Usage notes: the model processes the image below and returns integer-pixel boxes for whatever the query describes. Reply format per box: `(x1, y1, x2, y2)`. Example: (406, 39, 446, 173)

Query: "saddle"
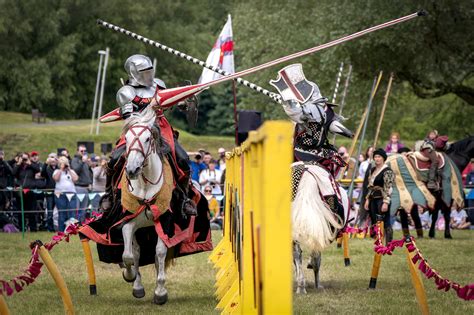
(407, 151, 445, 185)
(409, 151, 445, 171)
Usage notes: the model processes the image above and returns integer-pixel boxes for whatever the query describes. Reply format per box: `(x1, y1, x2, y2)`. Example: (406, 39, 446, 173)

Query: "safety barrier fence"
(209, 121, 293, 314)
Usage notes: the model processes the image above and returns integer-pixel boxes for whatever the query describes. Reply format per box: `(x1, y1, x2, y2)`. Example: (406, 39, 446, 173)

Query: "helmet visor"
(137, 67, 155, 87)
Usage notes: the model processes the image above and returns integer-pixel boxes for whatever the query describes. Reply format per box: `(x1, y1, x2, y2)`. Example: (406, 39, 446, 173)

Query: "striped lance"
(96, 19, 282, 104)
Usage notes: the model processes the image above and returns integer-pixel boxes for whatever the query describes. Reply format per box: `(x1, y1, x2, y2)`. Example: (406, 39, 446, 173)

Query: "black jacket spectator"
(41, 164, 58, 189)
(0, 158, 13, 189)
(13, 162, 40, 188)
(71, 154, 92, 187)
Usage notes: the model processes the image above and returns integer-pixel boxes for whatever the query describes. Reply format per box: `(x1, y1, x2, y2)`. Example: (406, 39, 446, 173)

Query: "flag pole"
(232, 81, 238, 145)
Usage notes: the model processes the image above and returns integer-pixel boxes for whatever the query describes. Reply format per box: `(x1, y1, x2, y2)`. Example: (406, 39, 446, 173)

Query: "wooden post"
(0, 294, 10, 315)
(34, 241, 75, 315)
(81, 239, 97, 295)
(342, 232, 351, 266)
(405, 237, 430, 315)
(373, 73, 394, 148)
(368, 215, 384, 289)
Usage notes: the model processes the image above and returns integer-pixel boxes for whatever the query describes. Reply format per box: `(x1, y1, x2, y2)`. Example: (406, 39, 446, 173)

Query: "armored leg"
(101, 145, 126, 211)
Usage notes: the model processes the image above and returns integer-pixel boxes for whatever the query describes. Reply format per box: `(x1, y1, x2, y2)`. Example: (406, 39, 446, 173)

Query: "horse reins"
(125, 124, 164, 186)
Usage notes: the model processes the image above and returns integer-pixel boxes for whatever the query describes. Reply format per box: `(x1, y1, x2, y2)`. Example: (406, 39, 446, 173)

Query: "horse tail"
(292, 167, 343, 252)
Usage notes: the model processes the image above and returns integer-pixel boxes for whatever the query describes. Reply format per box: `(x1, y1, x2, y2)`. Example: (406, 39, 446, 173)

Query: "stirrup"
(183, 199, 197, 216)
(427, 180, 439, 191)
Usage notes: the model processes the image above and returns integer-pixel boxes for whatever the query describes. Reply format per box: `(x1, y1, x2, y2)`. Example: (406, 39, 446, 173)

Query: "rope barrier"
(372, 225, 474, 301)
(0, 212, 102, 297)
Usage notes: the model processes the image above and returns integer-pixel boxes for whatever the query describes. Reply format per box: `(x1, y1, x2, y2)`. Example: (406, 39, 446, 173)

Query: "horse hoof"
(316, 284, 324, 290)
(445, 234, 453, 239)
(153, 293, 168, 305)
(133, 288, 145, 299)
(296, 288, 307, 294)
(122, 269, 137, 283)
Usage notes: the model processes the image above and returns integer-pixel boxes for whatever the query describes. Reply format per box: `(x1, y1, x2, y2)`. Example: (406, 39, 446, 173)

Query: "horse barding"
(79, 106, 212, 304)
(386, 151, 464, 239)
(269, 64, 354, 294)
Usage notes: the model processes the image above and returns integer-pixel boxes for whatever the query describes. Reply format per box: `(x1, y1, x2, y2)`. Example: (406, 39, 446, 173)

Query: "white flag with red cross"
(199, 15, 235, 84)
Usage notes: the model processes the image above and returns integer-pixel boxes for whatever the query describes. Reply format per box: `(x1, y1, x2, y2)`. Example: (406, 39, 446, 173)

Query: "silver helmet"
(124, 54, 155, 87)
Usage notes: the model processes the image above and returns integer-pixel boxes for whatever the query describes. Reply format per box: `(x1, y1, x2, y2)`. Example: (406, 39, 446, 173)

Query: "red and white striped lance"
(151, 11, 426, 108)
(100, 10, 426, 121)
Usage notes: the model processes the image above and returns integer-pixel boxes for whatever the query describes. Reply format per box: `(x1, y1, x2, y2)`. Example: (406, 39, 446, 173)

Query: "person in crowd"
(30, 151, 46, 229)
(199, 159, 222, 195)
(53, 156, 78, 232)
(41, 153, 59, 231)
(12, 152, 40, 232)
(91, 156, 107, 211)
(202, 152, 213, 168)
(216, 148, 226, 171)
(461, 158, 474, 186)
(203, 185, 222, 229)
(71, 145, 92, 222)
(450, 208, 471, 230)
(363, 148, 395, 244)
(189, 153, 206, 186)
(358, 146, 374, 180)
(0, 150, 13, 211)
(59, 149, 71, 162)
(336, 146, 356, 181)
(385, 132, 404, 155)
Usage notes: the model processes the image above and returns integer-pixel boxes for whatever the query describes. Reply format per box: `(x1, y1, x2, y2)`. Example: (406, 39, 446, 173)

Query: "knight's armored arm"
(116, 86, 139, 119)
(281, 99, 304, 124)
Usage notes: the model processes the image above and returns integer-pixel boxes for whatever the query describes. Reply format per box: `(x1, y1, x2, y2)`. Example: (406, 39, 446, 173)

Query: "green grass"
(0, 230, 472, 314)
(0, 111, 235, 157)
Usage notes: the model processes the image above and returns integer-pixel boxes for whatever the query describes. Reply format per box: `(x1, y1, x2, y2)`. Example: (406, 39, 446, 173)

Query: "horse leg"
(293, 241, 307, 294)
(122, 220, 137, 282)
(409, 208, 423, 238)
(132, 236, 145, 298)
(399, 209, 410, 237)
(153, 236, 168, 305)
(310, 251, 323, 289)
(429, 209, 438, 239)
(443, 206, 452, 239)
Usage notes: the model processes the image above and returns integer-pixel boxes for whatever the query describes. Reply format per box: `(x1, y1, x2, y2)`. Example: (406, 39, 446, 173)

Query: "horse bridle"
(125, 124, 163, 186)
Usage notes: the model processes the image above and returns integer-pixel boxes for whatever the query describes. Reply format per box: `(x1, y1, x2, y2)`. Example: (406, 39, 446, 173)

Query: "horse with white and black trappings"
(271, 64, 354, 293)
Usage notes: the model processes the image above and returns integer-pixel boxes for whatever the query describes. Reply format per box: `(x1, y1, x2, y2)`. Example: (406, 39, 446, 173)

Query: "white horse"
(121, 106, 173, 305)
(292, 163, 350, 294)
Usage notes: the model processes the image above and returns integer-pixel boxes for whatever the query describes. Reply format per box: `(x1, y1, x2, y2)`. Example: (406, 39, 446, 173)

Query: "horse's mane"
(122, 106, 156, 133)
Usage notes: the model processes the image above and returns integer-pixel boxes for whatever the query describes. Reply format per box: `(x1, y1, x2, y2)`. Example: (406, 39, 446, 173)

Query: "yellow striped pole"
(0, 294, 10, 315)
(342, 232, 351, 266)
(405, 237, 430, 315)
(368, 216, 384, 289)
(34, 241, 75, 315)
(80, 239, 97, 295)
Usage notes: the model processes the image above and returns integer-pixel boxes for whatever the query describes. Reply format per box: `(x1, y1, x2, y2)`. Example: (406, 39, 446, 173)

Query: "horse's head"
(123, 109, 160, 179)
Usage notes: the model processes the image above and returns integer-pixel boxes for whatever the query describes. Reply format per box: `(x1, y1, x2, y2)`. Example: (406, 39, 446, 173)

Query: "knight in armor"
(419, 129, 449, 191)
(103, 54, 196, 216)
(277, 76, 353, 224)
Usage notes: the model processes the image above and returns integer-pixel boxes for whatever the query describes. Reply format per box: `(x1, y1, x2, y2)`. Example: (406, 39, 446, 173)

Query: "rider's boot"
(100, 145, 126, 212)
(427, 150, 439, 191)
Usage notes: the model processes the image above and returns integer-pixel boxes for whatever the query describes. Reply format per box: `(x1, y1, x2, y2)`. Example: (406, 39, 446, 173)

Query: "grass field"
(0, 230, 472, 314)
(0, 111, 235, 157)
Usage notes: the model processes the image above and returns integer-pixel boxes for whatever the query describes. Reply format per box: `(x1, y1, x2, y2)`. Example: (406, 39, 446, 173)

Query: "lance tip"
(417, 9, 428, 17)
